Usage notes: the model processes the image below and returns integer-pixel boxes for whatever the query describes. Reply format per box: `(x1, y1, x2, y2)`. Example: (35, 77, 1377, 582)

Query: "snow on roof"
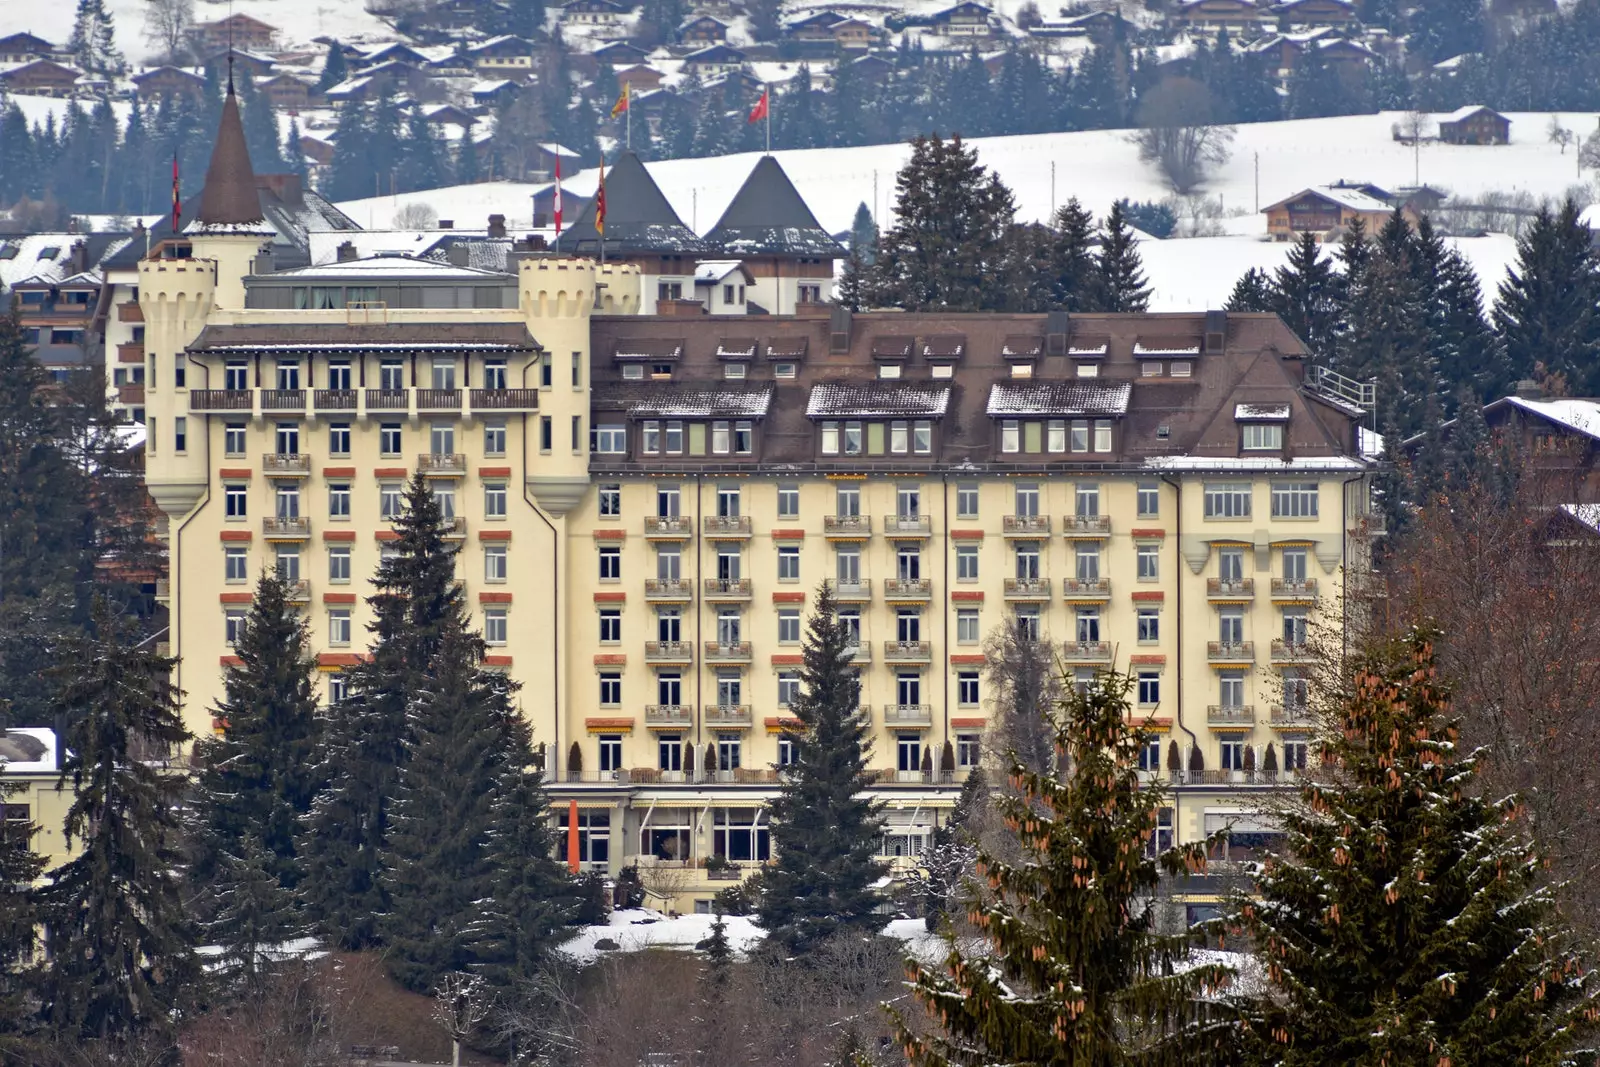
(1068, 341, 1109, 356)
(1441, 104, 1501, 122)
(1143, 455, 1369, 471)
(807, 382, 950, 418)
(1133, 340, 1201, 355)
(987, 381, 1132, 417)
(266, 254, 511, 279)
(1561, 504, 1600, 534)
(611, 385, 774, 418)
(1236, 402, 1291, 420)
(694, 259, 745, 282)
(1358, 426, 1384, 459)
(1498, 396, 1600, 442)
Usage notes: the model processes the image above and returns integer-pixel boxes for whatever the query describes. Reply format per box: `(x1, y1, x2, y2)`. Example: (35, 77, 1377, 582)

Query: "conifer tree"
(283, 117, 308, 182)
(1270, 231, 1339, 357)
(757, 585, 886, 956)
(1225, 267, 1274, 312)
(848, 201, 878, 265)
(299, 474, 459, 950)
(66, 0, 125, 76)
(1494, 199, 1600, 393)
(837, 249, 868, 311)
(1048, 198, 1097, 310)
(0, 706, 46, 1056)
(702, 908, 734, 992)
(189, 571, 320, 897)
(36, 602, 198, 1043)
(316, 40, 348, 93)
(923, 765, 984, 931)
(205, 834, 305, 993)
(1232, 629, 1600, 1066)
(1092, 199, 1151, 312)
(894, 669, 1236, 1066)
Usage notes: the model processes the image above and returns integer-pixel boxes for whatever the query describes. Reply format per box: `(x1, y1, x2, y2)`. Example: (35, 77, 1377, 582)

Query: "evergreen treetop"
(1092, 199, 1151, 312)
(1494, 199, 1600, 394)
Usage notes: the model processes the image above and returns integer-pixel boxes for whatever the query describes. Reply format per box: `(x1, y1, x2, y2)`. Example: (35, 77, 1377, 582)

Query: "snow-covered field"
(557, 908, 948, 965)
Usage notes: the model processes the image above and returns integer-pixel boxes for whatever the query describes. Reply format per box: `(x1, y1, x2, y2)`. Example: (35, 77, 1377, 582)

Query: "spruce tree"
(205, 834, 305, 993)
(756, 584, 886, 956)
(1225, 267, 1274, 312)
(1092, 199, 1151, 312)
(702, 908, 734, 991)
(316, 41, 348, 92)
(848, 201, 878, 265)
(1048, 198, 1097, 310)
(923, 765, 984, 932)
(36, 602, 198, 1043)
(1270, 231, 1339, 357)
(837, 249, 868, 311)
(893, 669, 1236, 1065)
(0, 706, 46, 1056)
(1232, 629, 1600, 1066)
(189, 571, 320, 897)
(1494, 199, 1600, 393)
(299, 473, 459, 950)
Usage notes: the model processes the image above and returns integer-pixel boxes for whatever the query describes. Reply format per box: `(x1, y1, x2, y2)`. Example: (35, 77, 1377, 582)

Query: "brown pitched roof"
(195, 82, 267, 229)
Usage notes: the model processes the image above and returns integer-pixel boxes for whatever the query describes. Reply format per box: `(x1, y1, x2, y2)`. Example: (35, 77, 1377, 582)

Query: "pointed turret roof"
(562, 151, 706, 257)
(703, 155, 844, 259)
(192, 75, 269, 232)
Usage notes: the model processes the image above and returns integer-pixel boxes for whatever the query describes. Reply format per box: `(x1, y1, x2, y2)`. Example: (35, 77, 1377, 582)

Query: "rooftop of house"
(702, 155, 845, 259)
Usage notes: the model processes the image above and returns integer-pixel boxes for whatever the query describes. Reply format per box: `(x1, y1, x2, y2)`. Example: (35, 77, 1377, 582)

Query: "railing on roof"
(1306, 365, 1376, 411)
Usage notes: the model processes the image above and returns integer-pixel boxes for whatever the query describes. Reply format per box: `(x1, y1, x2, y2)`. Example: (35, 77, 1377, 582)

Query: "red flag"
(553, 152, 563, 240)
(748, 89, 768, 124)
(595, 155, 606, 237)
(171, 154, 181, 232)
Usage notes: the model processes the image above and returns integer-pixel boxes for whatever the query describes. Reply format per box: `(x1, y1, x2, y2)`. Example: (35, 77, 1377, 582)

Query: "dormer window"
(1242, 424, 1283, 451)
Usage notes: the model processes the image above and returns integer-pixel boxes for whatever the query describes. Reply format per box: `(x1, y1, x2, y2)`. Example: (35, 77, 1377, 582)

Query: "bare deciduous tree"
(142, 0, 194, 64)
(393, 201, 439, 229)
(433, 972, 493, 1067)
(1548, 115, 1576, 154)
(1132, 78, 1235, 194)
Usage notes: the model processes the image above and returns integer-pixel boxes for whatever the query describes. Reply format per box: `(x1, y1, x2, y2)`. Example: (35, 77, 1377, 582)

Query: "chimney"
(438, 219, 454, 229)
(658, 298, 706, 317)
(336, 240, 358, 262)
(252, 248, 274, 275)
(487, 213, 507, 238)
(1514, 379, 1544, 401)
(446, 243, 470, 267)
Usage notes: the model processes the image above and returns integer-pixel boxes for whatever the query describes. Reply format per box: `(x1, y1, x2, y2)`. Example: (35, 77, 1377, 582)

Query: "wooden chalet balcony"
(417, 453, 467, 476)
(1063, 577, 1112, 600)
(417, 388, 461, 411)
(1271, 639, 1316, 664)
(1003, 515, 1051, 536)
(826, 578, 872, 601)
(883, 577, 932, 600)
(116, 301, 143, 323)
(643, 515, 693, 538)
(644, 705, 692, 728)
(262, 516, 311, 539)
(190, 389, 252, 412)
(882, 704, 933, 727)
(1062, 640, 1112, 663)
(116, 341, 144, 363)
(1270, 578, 1319, 601)
(882, 640, 932, 664)
(645, 640, 694, 663)
(262, 453, 311, 476)
(1271, 704, 1315, 726)
(703, 515, 752, 537)
(261, 389, 305, 411)
(365, 389, 408, 410)
(703, 578, 752, 600)
(883, 514, 931, 536)
(644, 578, 695, 601)
(470, 388, 539, 411)
(1207, 704, 1256, 726)
(117, 384, 145, 404)
(1003, 577, 1052, 600)
(704, 704, 753, 727)
(1062, 515, 1111, 537)
(314, 389, 356, 411)
(1207, 641, 1255, 662)
(823, 515, 871, 536)
(1207, 578, 1255, 599)
(703, 641, 752, 663)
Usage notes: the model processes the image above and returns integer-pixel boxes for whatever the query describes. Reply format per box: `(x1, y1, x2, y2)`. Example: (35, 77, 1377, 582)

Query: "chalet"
(1318, 37, 1377, 70)
(1393, 185, 1448, 212)
(705, 68, 766, 95)
(615, 64, 665, 92)
(469, 35, 542, 76)
(533, 143, 583, 176)
(681, 44, 746, 74)
(1407, 384, 1600, 504)
(0, 59, 81, 97)
(187, 13, 278, 53)
(1028, 10, 1129, 39)
(422, 103, 478, 129)
(472, 79, 522, 106)
(202, 48, 275, 79)
(592, 40, 651, 65)
(1249, 31, 1374, 77)
(0, 32, 57, 65)
(850, 53, 896, 82)
(1262, 185, 1410, 241)
(788, 11, 848, 39)
(258, 73, 320, 111)
(693, 260, 756, 314)
(1437, 105, 1510, 145)
(325, 61, 443, 105)
(131, 65, 206, 99)
(298, 134, 336, 167)
(928, 1, 996, 35)
(1270, 0, 1356, 25)
(350, 42, 431, 68)
(690, 0, 740, 18)
(562, 0, 631, 26)
(680, 15, 730, 42)
(1174, 0, 1270, 30)
(826, 18, 874, 48)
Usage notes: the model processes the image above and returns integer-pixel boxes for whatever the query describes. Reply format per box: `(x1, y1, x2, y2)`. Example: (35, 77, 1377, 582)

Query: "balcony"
(645, 640, 694, 663)
(1270, 578, 1319, 601)
(1207, 641, 1255, 663)
(704, 704, 753, 728)
(117, 384, 145, 405)
(882, 640, 932, 664)
(440, 517, 467, 540)
(261, 389, 305, 412)
(1063, 577, 1112, 600)
(703, 578, 752, 601)
(1207, 577, 1255, 599)
(847, 642, 872, 666)
(116, 301, 143, 323)
(883, 514, 931, 537)
(883, 577, 932, 601)
(1062, 640, 1112, 663)
(418, 388, 461, 411)
(645, 705, 693, 728)
(365, 389, 408, 410)
(1207, 704, 1256, 726)
(1062, 515, 1111, 537)
(1002, 515, 1051, 536)
(882, 704, 933, 727)
(823, 515, 871, 537)
(262, 453, 311, 477)
(470, 388, 539, 411)
(1003, 577, 1052, 600)
(826, 578, 872, 602)
(314, 389, 356, 411)
(262, 516, 311, 539)
(1271, 704, 1315, 727)
(284, 579, 311, 603)
(417, 453, 467, 477)
(154, 579, 170, 601)
(1270, 639, 1316, 664)
(116, 341, 144, 363)
(190, 389, 252, 412)
(703, 641, 752, 663)
(703, 515, 752, 537)
(643, 515, 693, 538)
(644, 578, 695, 601)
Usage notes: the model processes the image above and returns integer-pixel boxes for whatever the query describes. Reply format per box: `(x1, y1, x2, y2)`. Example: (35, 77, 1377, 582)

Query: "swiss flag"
(747, 89, 768, 124)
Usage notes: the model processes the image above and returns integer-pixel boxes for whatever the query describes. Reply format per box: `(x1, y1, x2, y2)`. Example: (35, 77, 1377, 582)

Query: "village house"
(1269, 0, 1357, 26)
(1437, 105, 1510, 145)
(258, 73, 321, 111)
(1262, 185, 1411, 241)
(187, 13, 278, 53)
(349, 41, 432, 69)
(927, 1, 997, 35)
(681, 43, 747, 75)
(615, 64, 666, 92)
(592, 40, 652, 65)
(469, 35, 543, 78)
(1028, 10, 1129, 40)
(1174, 0, 1272, 31)
(562, 0, 633, 27)
(131, 65, 206, 100)
(0, 32, 57, 65)
(0, 59, 82, 97)
(679, 15, 731, 43)
(472, 79, 523, 107)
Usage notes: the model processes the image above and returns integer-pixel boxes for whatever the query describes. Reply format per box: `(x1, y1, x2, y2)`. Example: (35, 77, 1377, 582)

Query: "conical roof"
(562, 151, 706, 256)
(193, 77, 268, 231)
(703, 155, 844, 258)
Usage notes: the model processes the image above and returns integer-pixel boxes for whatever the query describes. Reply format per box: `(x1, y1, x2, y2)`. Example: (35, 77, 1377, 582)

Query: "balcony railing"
(645, 640, 694, 662)
(883, 704, 933, 726)
(703, 578, 752, 599)
(644, 705, 693, 727)
(190, 389, 252, 411)
(1207, 577, 1254, 598)
(1271, 704, 1315, 726)
(284, 579, 311, 602)
(1271, 639, 1316, 663)
(847, 642, 872, 665)
(1003, 577, 1052, 598)
(314, 389, 356, 411)
(827, 578, 872, 600)
(262, 516, 311, 538)
(117, 384, 145, 404)
(440, 517, 467, 539)
(823, 515, 871, 535)
(882, 640, 932, 663)
(154, 579, 170, 600)
(417, 388, 461, 410)
(703, 515, 752, 536)
(262, 453, 311, 476)
(261, 389, 305, 411)
(1062, 514, 1111, 535)
(115, 341, 144, 363)
(883, 577, 932, 599)
(644, 578, 695, 599)
(116, 301, 143, 323)
(1003, 514, 1052, 535)
(1063, 577, 1112, 598)
(365, 389, 408, 410)
(643, 515, 693, 537)
(1207, 704, 1256, 726)
(883, 514, 931, 535)
(1207, 641, 1255, 662)
(1271, 578, 1319, 600)
(703, 641, 752, 662)
(417, 453, 467, 475)
(703, 704, 753, 727)
(1062, 640, 1111, 662)
(470, 388, 539, 410)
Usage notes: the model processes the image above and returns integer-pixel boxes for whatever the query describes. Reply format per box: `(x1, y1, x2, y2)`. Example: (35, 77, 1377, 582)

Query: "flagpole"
(627, 97, 632, 150)
(766, 87, 771, 154)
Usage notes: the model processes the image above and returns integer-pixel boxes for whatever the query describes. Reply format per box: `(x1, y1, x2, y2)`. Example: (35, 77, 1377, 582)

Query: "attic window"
(1076, 364, 1099, 378)
(1171, 362, 1192, 378)
(716, 338, 757, 361)
(774, 362, 797, 379)
(1011, 363, 1034, 379)
(1068, 341, 1109, 359)
(870, 336, 914, 362)
(765, 337, 808, 361)
(931, 364, 954, 379)
(724, 363, 747, 380)
(1242, 424, 1284, 451)
(622, 365, 645, 380)
(38, 246, 60, 260)
(1001, 336, 1043, 361)
(922, 335, 966, 362)
(879, 364, 902, 379)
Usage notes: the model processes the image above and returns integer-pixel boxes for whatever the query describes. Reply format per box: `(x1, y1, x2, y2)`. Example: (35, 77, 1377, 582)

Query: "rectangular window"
(1047, 420, 1066, 453)
(484, 422, 507, 456)
(379, 423, 402, 456)
(1242, 423, 1284, 451)
(1014, 607, 1040, 641)
(1220, 740, 1246, 772)
(275, 423, 299, 455)
(590, 424, 626, 455)
(890, 421, 909, 454)
(641, 421, 660, 454)
(1015, 542, 1040, 580)
(956, 483, 979, 518)
(1137, 544, 1159, 581)
(820, 421, 839, 455)
(378, 482, 402, 520)
(777, 672, 800, 706)
(276, 361, 300, 391)
(1171, 361, 1192, 377)
(1024, 421, 1042, 453)
(913, 421, 932, 453)
(777, 545, 800, 581)
(1075, 544, 1099, 580)
(956, 544, 979, 581)
(328, 483, 350, 519)
(777, 608, 801, 643)
(1283, 740, 1308, 771)
(224, 423, 246, 455)
(1014, 483, 1040, 517)
(225, 483, 248, 518)
(843, 421, 863, 455)
(1071, 420, 1089, 452)
(1204, 483, 1252, 519)
(1137, 672, 1160, 706)
(174, 416, 187, 452)
(1137, 481, 1160, 518)
(1093, 419, 1113, 453)
(1139, 740, 1162, 772)
(597, 546, 620, 581)
(483, 361, 508, 390)
(775, 362, 797, 379)
(957, 608, 980, 644)
(173, 353, 186, 388)
(572, 416, 583, 452)
(1219, 607, 1245, 646)
(1001, 420, 1020, 453)
(539, 352, 552, 389)
(275, 546, 300, 581)
(1282, 547, 1308, 583)
(328, 546, 350, 583)
(777, 483, 799, 518)
(224, 362, 249, 390)
(378, 360, 403, 391)
(485, 483, 507, 518)
(665, 421, 684, 454)
(539, 417, 552, 452)
(734, 421, 753, 454)
(598, 484, 621, 516)
(957, 733, 981, 768)
(1075, 484, 1100, 517)
(712, 421, 731, 455)
(896, 485, 921, 519)
(717, 734, 742, 773)
(572, 351, 582, 388)
(896, 732, 922, 773)
(430, 423, 456, 455)
(1219, 670, 1246, 708)
(599, 674, 622, 706)
(599, 609, 621, 643)
(958, 671, 980, 706)
(485, 544, 508, 583)
(657, 546, 681, 580)
(1271, 482, 1319, 519)
(1075, 608, 1101, 643)
(431, 358, 456, 391)
(1219, 547, 1245, 581)
(328, 422, 351, 456)
(656, 609, 681, 643)
(275, 485, 300, 518)
(659, 734, 682, 772)
(328, 609, 351, 646)
(484, 608, 507, 646)
(1283, 608, 1309, 646)
(1137, 608, 1160, 643)
(225, 609, 247, 647)
(225, 546, 248, 583)
(716, 485, 741, 518)
(598, 735, 623, 773)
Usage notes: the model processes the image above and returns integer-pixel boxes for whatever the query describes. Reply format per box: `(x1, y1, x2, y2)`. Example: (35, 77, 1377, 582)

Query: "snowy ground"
(556, 908, 951, 965)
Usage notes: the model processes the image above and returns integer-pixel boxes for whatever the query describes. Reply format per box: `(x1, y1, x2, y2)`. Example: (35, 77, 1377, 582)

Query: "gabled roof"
(562, 151, 707, 256)
(1483, 396, 1600, 443)
(702, 155, 844, 259)
(986, 382, 1132, 417)
(806, 382, 950, 418)
(0, 32, 56, 51)
(682, 44, 746, 64)
(1440, 104, 1505, 123)
(1261, 185, 1393, 214)
(132, 65, 206, 85)
(597, 385, 775, 419)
